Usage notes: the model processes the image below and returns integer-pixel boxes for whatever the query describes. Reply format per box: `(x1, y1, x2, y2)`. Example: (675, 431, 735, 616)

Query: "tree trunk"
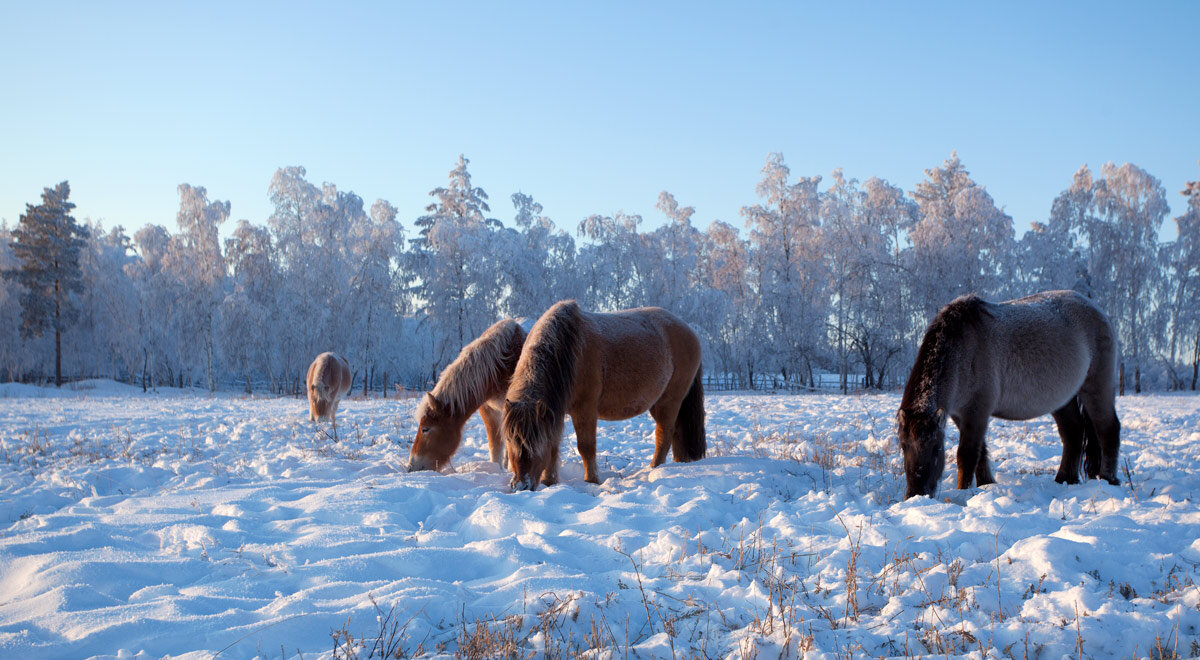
(1134, 365, 1141, 394)
(54, 281, 62, 387)
(1119, 362, 1125, 396)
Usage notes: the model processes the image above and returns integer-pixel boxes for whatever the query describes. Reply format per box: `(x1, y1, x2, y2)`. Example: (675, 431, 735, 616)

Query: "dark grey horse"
(897, 290, 1121, 499)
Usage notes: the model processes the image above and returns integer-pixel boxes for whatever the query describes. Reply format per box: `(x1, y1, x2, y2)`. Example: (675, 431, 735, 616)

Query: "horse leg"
(480, 405, 505, 464)
(1051, 397, 1086, 484)
(572, 412, 601, 484)
(648, 402, 680, 468)
(954, 414, 991, 489)
(1078, 390, 1121, 485)
(540, 432, 561, 487)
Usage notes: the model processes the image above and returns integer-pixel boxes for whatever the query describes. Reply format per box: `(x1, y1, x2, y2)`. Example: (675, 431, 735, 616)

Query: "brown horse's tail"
(672, 365, 707, 462)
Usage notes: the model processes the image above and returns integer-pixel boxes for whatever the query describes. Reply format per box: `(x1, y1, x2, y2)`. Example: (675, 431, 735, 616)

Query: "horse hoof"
(1102, 474, 1121, 486)
(1054, 472, 1080, 485)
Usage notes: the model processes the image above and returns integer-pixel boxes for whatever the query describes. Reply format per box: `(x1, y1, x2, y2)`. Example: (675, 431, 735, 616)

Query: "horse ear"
(424, 392, 443, 414)
(896, 409, 906, 426)
(504, 398, 514, 411)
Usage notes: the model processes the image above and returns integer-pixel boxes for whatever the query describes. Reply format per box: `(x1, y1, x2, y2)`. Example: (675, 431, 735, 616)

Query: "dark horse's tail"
(672, 365, 707, 462)
(1081, 404, 1102, 479)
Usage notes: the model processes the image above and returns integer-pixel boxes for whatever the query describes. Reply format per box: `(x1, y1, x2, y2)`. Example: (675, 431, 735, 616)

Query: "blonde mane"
(416, 318, 525, 421)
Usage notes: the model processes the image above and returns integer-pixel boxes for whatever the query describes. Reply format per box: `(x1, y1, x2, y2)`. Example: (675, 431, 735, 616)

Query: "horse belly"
(594, 364, 671, 421)
(993, 351, 1088, 420)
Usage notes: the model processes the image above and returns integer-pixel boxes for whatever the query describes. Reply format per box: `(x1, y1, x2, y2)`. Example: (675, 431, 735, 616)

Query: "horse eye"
(420, 427, 430, 434)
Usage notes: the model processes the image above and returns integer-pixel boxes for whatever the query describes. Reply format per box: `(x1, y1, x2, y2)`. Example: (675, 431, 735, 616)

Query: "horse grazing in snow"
(897, 290, 1121, 499)
(307, 352, 352, 439)
(503, 300, 706, 491)
(409, 318, 527, 472)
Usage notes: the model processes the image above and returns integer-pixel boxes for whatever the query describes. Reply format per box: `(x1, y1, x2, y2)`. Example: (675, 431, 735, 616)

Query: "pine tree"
(3, 181, 89, 386)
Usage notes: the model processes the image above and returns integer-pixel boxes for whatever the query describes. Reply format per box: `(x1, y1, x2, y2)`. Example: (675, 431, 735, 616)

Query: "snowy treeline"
(2, 153, 1198, 394)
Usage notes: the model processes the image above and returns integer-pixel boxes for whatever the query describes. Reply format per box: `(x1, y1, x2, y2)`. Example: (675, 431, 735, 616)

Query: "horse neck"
(902, 334, 958, 415)
(510, 303, 584, 415)
(433, 330, 521, 418)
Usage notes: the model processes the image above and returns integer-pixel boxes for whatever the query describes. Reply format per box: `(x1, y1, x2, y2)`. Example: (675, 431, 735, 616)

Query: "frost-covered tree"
(409, 155, 504, 369)
(500, 192, 576, 319)
(908, 153, 1014, 318)
(646, 191, 704, 318)
(346, 198, 404, 394)
(830, 175, 916, 390)
(1161, 164, 1200, 390)
(74, 224, 140, 381)
(1090, 163, 1169, 393)
(1045, 165, 1098, 295)
(577, 210, 647, 310)
(741, 153, 828, 385)
(220, 220, 277, 392)
(3, 181, 89, 386)
(165, 184, 230, 391)
(696, 219, 758, 387)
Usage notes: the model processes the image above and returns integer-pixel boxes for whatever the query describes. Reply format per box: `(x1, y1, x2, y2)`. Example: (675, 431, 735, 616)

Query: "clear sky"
(2, 1, 1197, 241)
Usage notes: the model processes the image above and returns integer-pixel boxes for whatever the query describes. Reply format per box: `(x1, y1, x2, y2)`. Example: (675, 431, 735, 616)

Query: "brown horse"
(502, 300, 706, 491)
(409, 318, 527, 472)
(897, 290, 1121, 499)
(307, 352, 352, 439)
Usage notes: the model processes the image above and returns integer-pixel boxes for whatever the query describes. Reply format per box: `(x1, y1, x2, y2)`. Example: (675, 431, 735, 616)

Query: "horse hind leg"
(954, 414, 992, 489)
(571, 411, 601, 484)
(648, 403, 679, 468)
(480, 405, 505, 464)
(1051, 397, 1086, 484)
(1078, 390, 1121, 485)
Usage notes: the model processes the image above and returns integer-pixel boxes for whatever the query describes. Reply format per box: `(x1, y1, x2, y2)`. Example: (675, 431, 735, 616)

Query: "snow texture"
(1, 381, 1198, 658)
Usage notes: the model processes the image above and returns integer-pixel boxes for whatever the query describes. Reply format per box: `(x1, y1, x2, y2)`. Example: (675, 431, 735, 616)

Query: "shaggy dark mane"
(901, 294, 992, 413)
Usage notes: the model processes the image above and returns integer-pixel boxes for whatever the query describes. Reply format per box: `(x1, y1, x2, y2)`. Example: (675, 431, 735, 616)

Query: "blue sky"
(2, 1, 1197, 240)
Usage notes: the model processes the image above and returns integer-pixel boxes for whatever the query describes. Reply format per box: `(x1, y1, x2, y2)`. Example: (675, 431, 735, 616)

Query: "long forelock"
(427, 319, 522, 419)
(502, 403, 558, 462)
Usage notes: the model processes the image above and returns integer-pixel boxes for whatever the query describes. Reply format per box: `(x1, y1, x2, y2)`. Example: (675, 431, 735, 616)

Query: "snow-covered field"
(1, 381, 1198, 659)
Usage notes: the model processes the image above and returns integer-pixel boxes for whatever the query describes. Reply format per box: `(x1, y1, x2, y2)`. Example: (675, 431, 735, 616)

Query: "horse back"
(583, 307, 701, 420)
(979, 291, 1115, 420)
(310, 352, 351, 399)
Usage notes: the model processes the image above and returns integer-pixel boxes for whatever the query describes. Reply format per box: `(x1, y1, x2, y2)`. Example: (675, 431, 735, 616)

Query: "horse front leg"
(480, 404, 505, 464)
(954, 415, 991, 489)
(1052, 397, 1086, 484)
(572, 411, 601, 484)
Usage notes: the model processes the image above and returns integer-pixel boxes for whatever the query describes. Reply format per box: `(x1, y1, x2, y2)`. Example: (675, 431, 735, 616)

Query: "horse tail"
(672, 365, 707, 462)
(1080, 404, 1102, 479)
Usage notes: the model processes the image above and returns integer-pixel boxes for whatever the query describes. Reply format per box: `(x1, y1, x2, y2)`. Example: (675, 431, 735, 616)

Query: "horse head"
(897, 407, 947, 498)
(408, 392, 464, 472)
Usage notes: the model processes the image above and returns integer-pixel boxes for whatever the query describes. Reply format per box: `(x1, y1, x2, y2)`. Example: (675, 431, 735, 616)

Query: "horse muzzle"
(510, 474, 538, 492)
(407, 456, 438, 473)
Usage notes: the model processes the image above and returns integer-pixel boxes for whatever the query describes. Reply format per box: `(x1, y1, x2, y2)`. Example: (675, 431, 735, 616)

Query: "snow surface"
(1, 382, 1198, 658)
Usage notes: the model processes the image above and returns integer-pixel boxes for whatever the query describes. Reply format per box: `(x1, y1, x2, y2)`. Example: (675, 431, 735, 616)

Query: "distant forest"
(3, 153, 1198, 394)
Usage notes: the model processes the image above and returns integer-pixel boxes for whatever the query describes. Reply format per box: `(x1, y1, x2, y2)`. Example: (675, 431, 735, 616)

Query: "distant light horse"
(307, 352, 352, 440)
(503, 300, 707, 491)
(409, 318, 527, 472)
(897, 290, 1121, 499)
